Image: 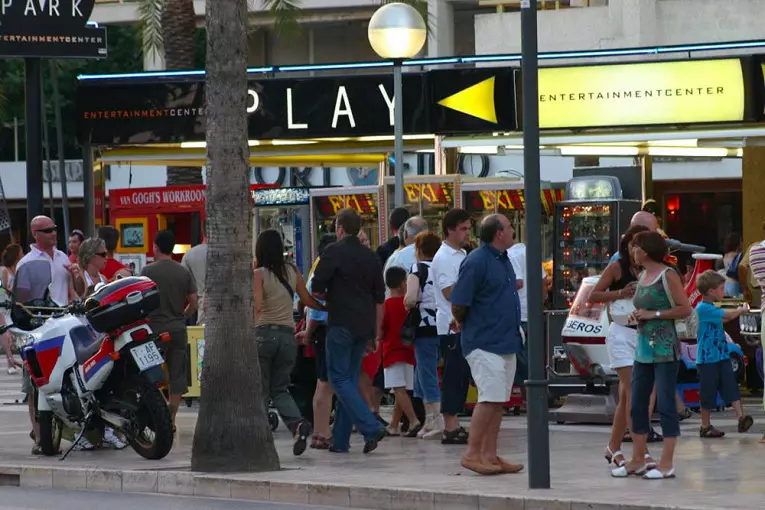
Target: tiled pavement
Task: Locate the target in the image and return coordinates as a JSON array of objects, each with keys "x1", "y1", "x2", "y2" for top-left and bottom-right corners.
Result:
[{"x1": 1, "y1": 368, "x2": 764, "y2": 509}]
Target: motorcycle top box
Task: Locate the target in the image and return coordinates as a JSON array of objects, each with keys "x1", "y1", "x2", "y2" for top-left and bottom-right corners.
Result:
[{"x1": 84, "y1": 277, "x2": 160, "y2": 333}]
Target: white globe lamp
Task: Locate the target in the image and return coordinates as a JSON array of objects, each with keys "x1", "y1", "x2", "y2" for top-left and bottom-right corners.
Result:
[{"x1": 367, "y1": 3, "x2": 426, "y2": 60}]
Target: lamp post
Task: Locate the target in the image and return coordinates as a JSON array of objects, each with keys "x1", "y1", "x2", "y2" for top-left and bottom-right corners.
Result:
[
  {"x1": 368, "y1": 3, "x2": 426, "y2": 208},
  {"x1": 521, "y1": 0, "x2": 551, "y2": 489}
]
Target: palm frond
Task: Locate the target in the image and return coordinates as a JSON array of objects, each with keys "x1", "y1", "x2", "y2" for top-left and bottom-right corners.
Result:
[
  {"x1": 258, "y1": 0, "x2": 300, "y2": 34},
  {"x1": 138, "y1": 0, "x2": 165, "y2": 61},
  {"x1": 379, "y1": 0, "x2": 434, "y2": 35}
]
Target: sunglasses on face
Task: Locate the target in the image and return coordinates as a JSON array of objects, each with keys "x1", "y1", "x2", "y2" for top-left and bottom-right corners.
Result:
[
  {"x1": 35, "y1": 226, "x2": 57, "y2": 234},
  {"x1": 96, "y1": 252, "x2": 108, "y2": 258}
]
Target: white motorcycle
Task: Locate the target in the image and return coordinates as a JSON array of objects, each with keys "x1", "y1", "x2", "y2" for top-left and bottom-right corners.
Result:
[{"x1": 1, "y1": 269, "x2": 174, "y2": 460}]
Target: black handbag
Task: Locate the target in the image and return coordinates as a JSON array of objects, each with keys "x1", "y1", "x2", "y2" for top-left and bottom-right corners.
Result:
[{"x1": 400, "y1": 263, "x2": 428, "y2": 346}]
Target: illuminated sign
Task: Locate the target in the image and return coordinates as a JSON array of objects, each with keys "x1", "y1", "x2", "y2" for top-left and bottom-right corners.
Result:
[
  {"x1": 535, "y1": 59, "x2": 747, "y2": 129},
  {"x1": 476, "y1": 190, "x2": 525, "y2": 211},
  {"x1": 315, "y1": 194, "x2": 378, "y2": 217},
  {"x1": 403, "y1": 183, "x2": 453, "y2": 206},
  {"x1": 253, "y1": 187, "x2": 309, "y2": 207},
  {"x1": 565, "y1": 176, "x2": 621, "y2": 201}
]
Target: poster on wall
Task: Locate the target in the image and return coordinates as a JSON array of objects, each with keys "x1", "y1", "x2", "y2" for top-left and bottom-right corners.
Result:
[{"x1": 115, "y1": 253, "x2": 146, "y2": 275}]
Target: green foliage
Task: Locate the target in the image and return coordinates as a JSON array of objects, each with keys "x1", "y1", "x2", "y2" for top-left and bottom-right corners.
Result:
[
  {"x1": 138, "y1": 0, "x2": 165, "y2": 61},
  {"x1": 0, "y1": 25, "x2": 144, "y2": 161}
]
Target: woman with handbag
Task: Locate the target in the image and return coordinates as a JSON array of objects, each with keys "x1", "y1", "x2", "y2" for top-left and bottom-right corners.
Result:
[
  {"x1": 404, "y1": 232, "x2": 442, "y2": 439},
  {"x1": 590, "y1": 225, "x2": 653, "y2": 470},
  {"x1": 254, "y1": 229, "x2": 324, "y2": 456},
  {"x1": 612, "y1": 231, "x2": 692, "y2": 480}
]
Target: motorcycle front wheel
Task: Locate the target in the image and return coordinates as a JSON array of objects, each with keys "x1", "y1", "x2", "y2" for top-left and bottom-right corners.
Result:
[
  {"x1": 124, "y1": 384, "x2": 174, "y2": 460},
  {"x1": 38, "y1": 410, "x2": 63, "y2": 456}
]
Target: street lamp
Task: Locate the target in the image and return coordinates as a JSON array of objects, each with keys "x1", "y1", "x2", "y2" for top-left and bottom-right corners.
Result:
[{"x1": 368, "y1": 2, "x2": 426, "y2": 207}]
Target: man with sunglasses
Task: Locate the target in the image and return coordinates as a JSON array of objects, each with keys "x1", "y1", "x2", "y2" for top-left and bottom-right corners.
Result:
[{"x1": 16, "y1": 216, "x2": 85, "y2": 454}]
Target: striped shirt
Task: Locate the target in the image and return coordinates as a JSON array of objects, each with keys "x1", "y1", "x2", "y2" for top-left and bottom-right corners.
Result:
[{"x1": 748, "y1": 242, "x2": 765, "y2": 288}]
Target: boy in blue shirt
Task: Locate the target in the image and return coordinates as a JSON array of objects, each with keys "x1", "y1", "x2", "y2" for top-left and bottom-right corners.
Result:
[{"x1": 695, "y1": 270, "x2": 752, "y2": 438}]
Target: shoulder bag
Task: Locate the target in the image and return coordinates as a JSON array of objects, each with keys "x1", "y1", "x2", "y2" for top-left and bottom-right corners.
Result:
[
  {"x1": 660, "y1": 268, "x2": 697, "y2": 340},
  {"x1": 400, "y1": 262, "x2": 429, "y2": 346}
]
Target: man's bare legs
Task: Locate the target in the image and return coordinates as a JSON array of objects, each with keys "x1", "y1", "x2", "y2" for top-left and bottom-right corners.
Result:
[
  {"x1": 389, "y1": 387, "x2": 419, "y2": 434},
  {"x1": 461, "y1": 403, "x2": 496, "y2": 473},
  {"x1": 169, "y1": 394, "x2": 181, "y2": 428},
  {"x1": 28, "y1": 395, "x2": 39, "y2": 443}
]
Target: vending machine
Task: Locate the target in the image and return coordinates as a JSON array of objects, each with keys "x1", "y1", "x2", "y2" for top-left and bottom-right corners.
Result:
[
  {"x1": 252, "y1": 187, "x2": 312, "y2": 277},
  {"x1": 552, "y1": 176, "x2": 641, "y2": 309}
]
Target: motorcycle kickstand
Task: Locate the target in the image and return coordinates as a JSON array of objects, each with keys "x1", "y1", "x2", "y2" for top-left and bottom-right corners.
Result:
[{"x1": 60, "y1": 412, "x2": 94, "y2": 461}]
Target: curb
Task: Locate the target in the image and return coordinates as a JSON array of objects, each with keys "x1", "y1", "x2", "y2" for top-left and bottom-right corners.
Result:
[{"x1": 0, "y1": 465, "x2": 684, "y2": 510}]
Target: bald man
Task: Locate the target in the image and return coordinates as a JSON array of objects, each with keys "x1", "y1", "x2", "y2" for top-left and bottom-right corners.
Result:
[
  {"x1": 609, "y1": 212, "x2": 660, "y2": 264},
  {"x1": 17, "y1": 216, "x2": 84, "y2": 454}
]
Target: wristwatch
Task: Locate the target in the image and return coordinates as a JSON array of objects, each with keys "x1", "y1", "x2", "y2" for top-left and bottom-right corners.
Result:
[{"x1": 655, "y1": 311, "x2": 661, "y2": 318}]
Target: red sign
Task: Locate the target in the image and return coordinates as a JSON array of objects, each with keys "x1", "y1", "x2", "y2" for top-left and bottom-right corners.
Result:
[{"x1": 109, "y1": 184, "x2": 276, "y2": 212}]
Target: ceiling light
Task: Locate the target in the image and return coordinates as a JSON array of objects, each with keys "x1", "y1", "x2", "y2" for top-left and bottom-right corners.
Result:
[
  {"x1": 647, "y1": 147, "x2": 729, "y2": 157},
  {"x1": 558, "y1": 146, "x2": 639, "y2": 156},
  {"x1": 459, "y1": 146, "x2": 497, "y2": 155}
]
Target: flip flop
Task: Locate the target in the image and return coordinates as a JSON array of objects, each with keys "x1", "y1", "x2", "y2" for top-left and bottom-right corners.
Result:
[{"x1": 643, "y1": 467, "x2": 675, "y2": 480}]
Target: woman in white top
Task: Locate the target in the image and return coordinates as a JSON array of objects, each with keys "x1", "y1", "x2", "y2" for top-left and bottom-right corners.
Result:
[
  {"x1": 78, "y1": 238, "x2": 109, "y2": 292},
  {"x1": 77, "y1": 238, "x2": 128, "y2": 451},
  {"x1": 404, "y1": 232, "x2": 442, "y2": 440}
]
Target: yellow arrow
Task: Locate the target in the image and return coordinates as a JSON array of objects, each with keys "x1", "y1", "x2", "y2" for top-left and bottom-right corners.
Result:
[{"x1": 437, "y1": 76, "x2": 497, "y2": 124}]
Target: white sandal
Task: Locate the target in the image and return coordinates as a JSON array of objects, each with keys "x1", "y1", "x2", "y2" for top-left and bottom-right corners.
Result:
[
  {"x1": 643, "y1": 467, "x2": 675, "y2": 480},
  {"x1": 610, "y1": 454, "x2": 656, "y2": 478},
  {"x1": 604, "y1": 446, "x2": 625, "y2": 467}
]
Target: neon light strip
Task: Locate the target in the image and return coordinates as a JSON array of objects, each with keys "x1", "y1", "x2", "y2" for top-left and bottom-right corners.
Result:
[{"x1": 78, "y1": 39, "x2": 765, "y2": 81}]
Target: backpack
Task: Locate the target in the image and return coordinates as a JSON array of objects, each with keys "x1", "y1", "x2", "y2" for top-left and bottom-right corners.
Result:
[{"x1": 399, "y1": 263, "x2": 429, "y2": 346}]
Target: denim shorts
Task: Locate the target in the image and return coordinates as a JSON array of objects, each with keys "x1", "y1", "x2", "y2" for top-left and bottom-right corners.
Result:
[{"x1": 698, "y1": 360, "x2": 740, "y2": 410}]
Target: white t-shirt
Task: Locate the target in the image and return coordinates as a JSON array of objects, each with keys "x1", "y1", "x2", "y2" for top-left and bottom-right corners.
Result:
[
  {"x1": 430, "y1": 242, "x2": 466, "y2": 336},
  {"x1": 507, "y1": 243, "x2": 546, "y2": 323},
  {"x1": 16, "y1": 245, "x2": 71, "y2": 306},
  {"x1": 384, "y1": 243, "x2": 417, "y2": 298}
]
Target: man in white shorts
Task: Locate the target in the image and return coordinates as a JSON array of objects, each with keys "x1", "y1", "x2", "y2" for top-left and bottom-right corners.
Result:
[{"x1": 451, "y1": 214, "x2": 524, "y2": 476}]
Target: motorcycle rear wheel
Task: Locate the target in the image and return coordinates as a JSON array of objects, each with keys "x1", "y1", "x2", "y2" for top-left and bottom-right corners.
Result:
[
  {"x1": 38, "y1": 410, "x2": 63, "y2": 456},
  {"x1": 126, "y1": 385, "x2": 174, "y2": 460}
]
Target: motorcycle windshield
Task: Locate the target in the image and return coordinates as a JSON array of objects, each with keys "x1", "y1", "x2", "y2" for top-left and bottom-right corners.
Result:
[{"x1": 13, "y1": 260, "x2": 53, "y2": 305}]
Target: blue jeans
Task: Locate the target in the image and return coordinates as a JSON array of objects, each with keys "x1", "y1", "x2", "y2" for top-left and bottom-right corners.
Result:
[
  {"x1": 325, "y1": 326, "x2": 383, "y2": 451},
  {"x1": 413, "y1": 336, "x2": 441, "y2": 403},
  {"x1": 631, "y1": 361, "x2": 680, "y2": 438},
  {"x1": 441, "y1": 334, "x2": 470, "y2": 416}
]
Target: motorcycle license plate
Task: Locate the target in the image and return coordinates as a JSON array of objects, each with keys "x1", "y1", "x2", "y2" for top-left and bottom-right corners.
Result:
[{"x1": 130, "y1": 342, "x2": 163, "y2": 372}]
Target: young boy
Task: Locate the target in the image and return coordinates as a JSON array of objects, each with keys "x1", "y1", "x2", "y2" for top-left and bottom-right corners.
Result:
[
  {"x1": 695, "y1": 270, "x2": 752, "y2": 438},
  {"x1": 379, "y1": 266, "x2": 420, "y2": 436}
]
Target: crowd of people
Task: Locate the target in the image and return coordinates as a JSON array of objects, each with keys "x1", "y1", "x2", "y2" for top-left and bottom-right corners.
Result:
[
  {"x1": 257, "y1": 206, "x2": 532, "y2": 475},
  {"x1": 596, "y1": 211, "x2": 753, "y2": 480}
]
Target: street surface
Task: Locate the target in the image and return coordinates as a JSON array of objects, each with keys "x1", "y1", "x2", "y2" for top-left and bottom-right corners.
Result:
[
  {"x1": 1, "y1": 369, "x2": 765, "y2": 508},
  {"x1": 0, "y1": 487, "x2": 359, "y2": 509}
]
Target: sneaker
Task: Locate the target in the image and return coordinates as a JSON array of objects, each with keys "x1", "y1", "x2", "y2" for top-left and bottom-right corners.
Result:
[
  {"x1": 73, "y1": 437, "x2": 96, "y2": 451},
  {"x1": 103, "y1": 428, "x2": 127, "y2": 450},
  {"x1": 7, "y1": 366, "x2": 18, "y2": 375}
]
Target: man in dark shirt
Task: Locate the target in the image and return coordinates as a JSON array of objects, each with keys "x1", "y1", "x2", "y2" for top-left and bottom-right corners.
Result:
[
  {"x1": 376, "y1": 207, "x2": 410, "y2": 266},
  {"x1": 141, "y1": 230, "x2": 197, "y2": 428},
  {"x1": 312, "y1": 208, "x2": 387, "y2": 454}
]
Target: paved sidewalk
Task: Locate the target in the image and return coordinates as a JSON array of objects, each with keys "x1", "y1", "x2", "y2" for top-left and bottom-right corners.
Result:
[{"x1": 1, "y1": 369, "x2": 764, "y2": 510}]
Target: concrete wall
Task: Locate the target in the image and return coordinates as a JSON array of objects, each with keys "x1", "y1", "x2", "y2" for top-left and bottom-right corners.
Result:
[{"x1": 475, "y1": 0, "x2": 765, "y2": 58}]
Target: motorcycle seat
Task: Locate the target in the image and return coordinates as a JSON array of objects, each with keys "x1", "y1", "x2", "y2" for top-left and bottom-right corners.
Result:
[{"x1": 70, "y1": 326, "x2": 103, "y2": 365}]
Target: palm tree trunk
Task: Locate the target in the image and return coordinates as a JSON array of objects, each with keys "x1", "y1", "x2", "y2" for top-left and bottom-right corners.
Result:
[
  {"x1": 164, "y1": 0, "x2": 203, "y2": 185},
  {"x1": 191, "y1": 0, "x2": 280, "y2": 472}
]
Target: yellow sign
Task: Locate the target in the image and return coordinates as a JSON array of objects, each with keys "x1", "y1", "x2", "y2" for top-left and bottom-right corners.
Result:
[
  {"x1": 538, "y1": 59, "x2": 745, "y2": 129},
  {"x1": 437, "y1": 77, "x2": 498, "y2": 124}
]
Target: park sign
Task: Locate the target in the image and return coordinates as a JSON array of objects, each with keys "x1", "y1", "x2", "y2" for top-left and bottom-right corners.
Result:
[{"x1": 0, "y1": 0, "x2": 107, "y2": 58}]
